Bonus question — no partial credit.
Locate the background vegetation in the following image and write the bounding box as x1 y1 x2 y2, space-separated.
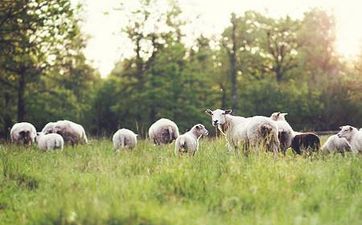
1 0 362 137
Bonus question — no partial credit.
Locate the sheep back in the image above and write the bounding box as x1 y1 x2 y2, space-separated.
148 118 179 145
291 132 320 154
112 128 137 150
10 122 37 145
321 135 351 154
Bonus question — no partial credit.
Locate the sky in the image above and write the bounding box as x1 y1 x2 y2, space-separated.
72 0 362 77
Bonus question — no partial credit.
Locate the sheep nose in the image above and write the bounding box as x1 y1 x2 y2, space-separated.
213 120 218 126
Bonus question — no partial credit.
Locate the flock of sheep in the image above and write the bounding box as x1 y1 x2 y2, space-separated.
8 108 362 155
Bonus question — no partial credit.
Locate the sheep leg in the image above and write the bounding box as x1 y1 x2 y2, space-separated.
242 141 250 157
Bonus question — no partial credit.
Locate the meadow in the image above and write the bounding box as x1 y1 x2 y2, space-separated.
0 137 361 225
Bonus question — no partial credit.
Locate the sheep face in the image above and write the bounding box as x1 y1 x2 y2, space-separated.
205 109 232 127
337 125 356 141
270 112 288 121
193 124 209 137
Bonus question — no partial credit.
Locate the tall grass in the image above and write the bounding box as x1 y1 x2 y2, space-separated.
0 138 361 225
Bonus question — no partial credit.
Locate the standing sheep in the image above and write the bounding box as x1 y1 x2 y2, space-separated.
291 132 320 154
36 132 64 151
205 109 280 155
43 120 88 145
10 122 37 145
321 134 352 154
175 124 208 156
112 128 137 151
270 112 294 154
148 118 179 145
337 125 362 153
41 122 56 133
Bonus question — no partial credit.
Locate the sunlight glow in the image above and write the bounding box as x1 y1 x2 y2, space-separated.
72 0 362 77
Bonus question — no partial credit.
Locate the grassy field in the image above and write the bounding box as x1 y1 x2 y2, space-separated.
0 138 361 225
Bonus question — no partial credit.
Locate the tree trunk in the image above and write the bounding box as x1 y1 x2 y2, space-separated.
3 92 12 139
230 14 238 112
220 83 227 109
17 69 26 121
275 65 283 82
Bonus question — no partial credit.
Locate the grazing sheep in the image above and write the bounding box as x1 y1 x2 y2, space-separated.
205 109 280 155
112 128 137 150
321 134 352 154
175 124 208 156
270 112 294 154
291 132 320 154
36 132 64 151
10 122 37 145
148 118 179 145
337 125 362 153
43 120 88 145
41 122 56 133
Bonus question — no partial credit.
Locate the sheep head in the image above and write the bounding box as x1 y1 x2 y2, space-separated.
205 109 232 127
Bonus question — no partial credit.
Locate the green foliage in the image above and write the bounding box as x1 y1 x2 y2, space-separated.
0 139 361 224
1 0 362 137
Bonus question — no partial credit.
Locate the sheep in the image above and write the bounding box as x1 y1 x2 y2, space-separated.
148 118 179 145
337 125 362 153
270 112 294 154
41 122 56 133
35 132 64 151
321 134 352 154
112 128 137 151
10 122 37 145
290 132 320 154
43 120 88 145
175 124 208 156
205 109 280 155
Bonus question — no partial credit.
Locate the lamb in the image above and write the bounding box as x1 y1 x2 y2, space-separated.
290 132 320 154
175 124 208 156
43 120 88 145
10 122 37 145
205 109 280 155
148 118 179 145
321 134 352 154
270 112 294 154
35 132 64 151
112 128 137 150
337 125 362 153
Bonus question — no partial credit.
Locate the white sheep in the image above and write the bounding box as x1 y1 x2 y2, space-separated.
270 112 294 154
10 122 37 145
41 122 56 133
206 109 280 155
175 124 208 155
148 118 179 145
44 120 88 145
36 132 64 151
337 125 362 153
321 134 352 154
112 128 137 150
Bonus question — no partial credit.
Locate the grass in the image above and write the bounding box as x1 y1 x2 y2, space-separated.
0 137 361 225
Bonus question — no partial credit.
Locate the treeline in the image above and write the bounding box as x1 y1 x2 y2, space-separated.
1 0 362 138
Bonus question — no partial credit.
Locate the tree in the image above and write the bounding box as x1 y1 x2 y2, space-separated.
0 0 99 136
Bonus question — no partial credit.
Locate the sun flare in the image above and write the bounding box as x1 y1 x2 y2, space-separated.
73 0 362 76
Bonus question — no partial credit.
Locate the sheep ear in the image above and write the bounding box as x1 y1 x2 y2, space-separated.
282 113 288 116
205 109 213 115
224 109 232 114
